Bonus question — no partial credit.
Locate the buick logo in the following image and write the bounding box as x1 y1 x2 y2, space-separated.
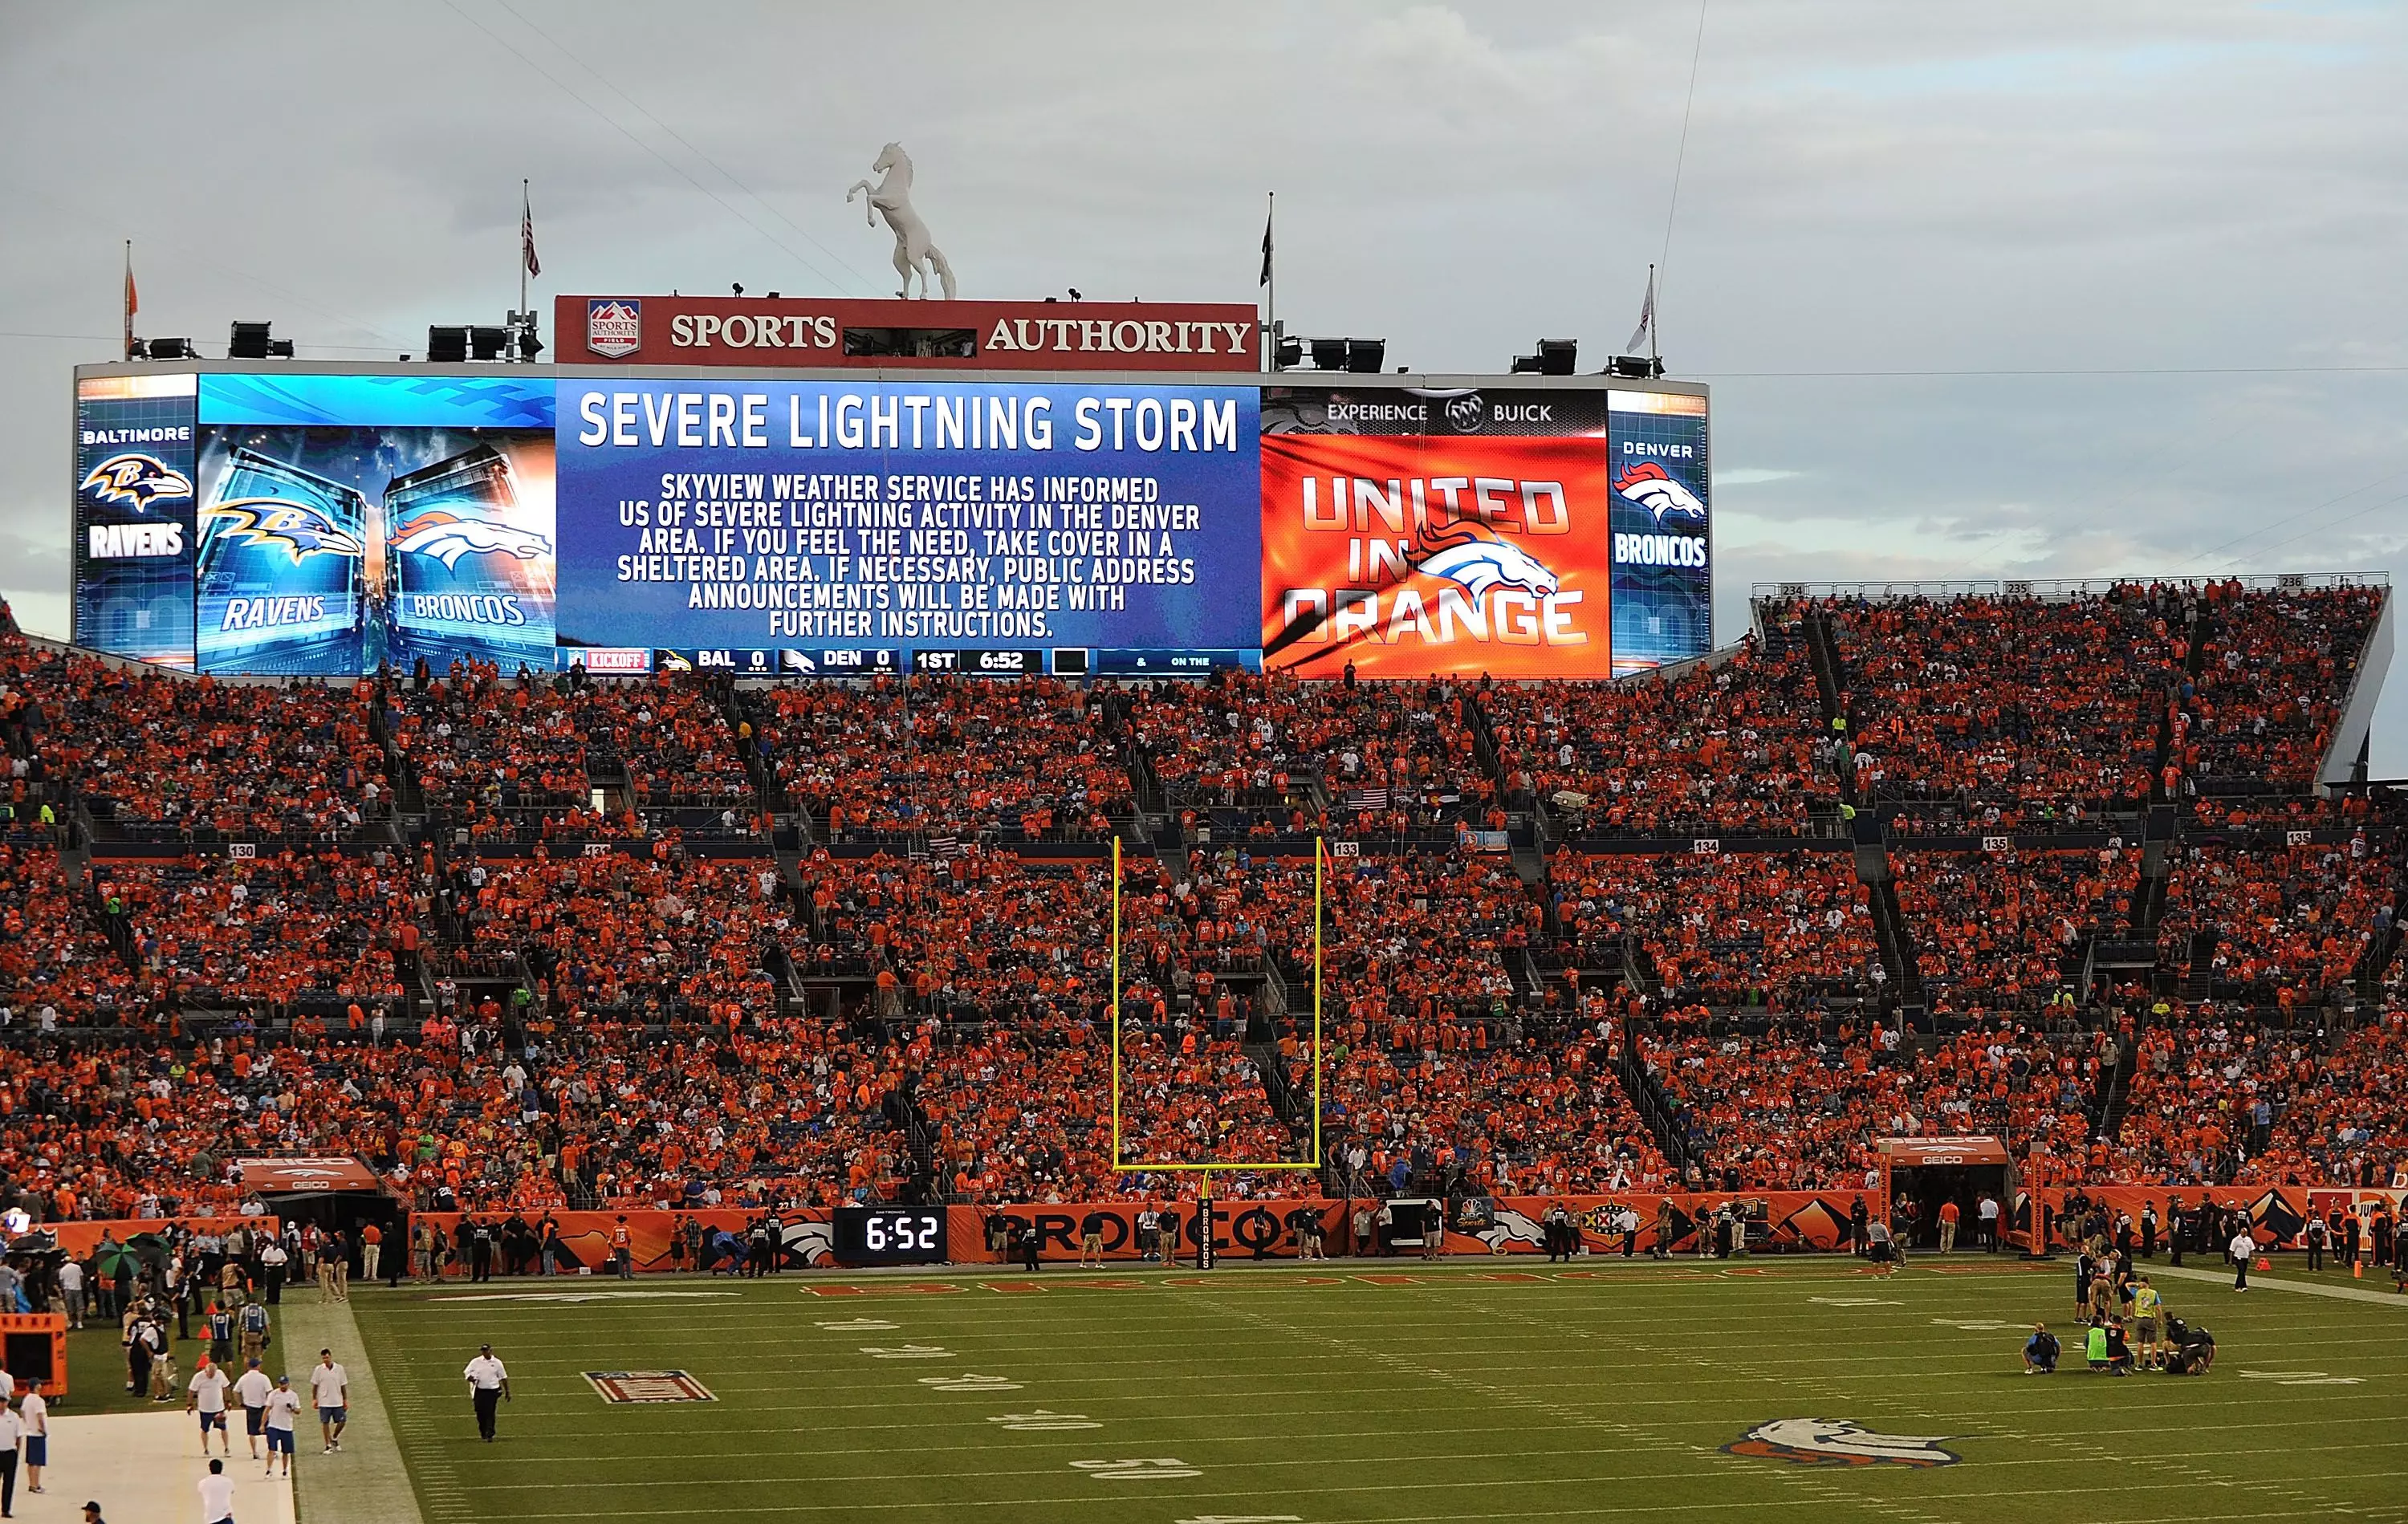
1445 393 1485 431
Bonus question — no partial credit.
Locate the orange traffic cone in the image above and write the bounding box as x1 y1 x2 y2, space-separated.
2255 1256 2271 1271
2353 1258 2363 1279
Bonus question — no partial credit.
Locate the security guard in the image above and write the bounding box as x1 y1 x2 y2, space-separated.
463 1344 510 1441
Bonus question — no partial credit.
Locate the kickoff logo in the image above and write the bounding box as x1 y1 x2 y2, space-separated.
1724 1420 1961 1468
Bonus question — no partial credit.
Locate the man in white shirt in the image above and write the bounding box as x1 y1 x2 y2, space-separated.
233 1359 274 1461
187 1358 233 1457
2230 1225 2259 1290
198 1458 235 1524
55 1259 83 1330
463 1344 510 1442
17 1380 43 1497
265 1374 303 1477
309 1349 349 1453
0 1393 21 1516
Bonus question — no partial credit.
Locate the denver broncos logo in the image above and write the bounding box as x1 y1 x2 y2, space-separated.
1725 1419 1960 1468
81 453 193 510
1617 461 1708 526
780 1219 836 1269
1416 530 1561 599
202 498 366 563
391 511 554 570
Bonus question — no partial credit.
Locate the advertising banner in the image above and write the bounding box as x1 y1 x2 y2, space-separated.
72 373 198 668
2028 1183 2405 1253
555 379 1261 666
193 374 557 675
555 295 1261 372
1259 433 1615 678
1608 390 1711 676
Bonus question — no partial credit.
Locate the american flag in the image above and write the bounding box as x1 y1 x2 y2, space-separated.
521 183 541 278
1345 788 1390 811
926 834 961 859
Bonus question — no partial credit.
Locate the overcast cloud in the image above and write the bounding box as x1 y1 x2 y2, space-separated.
3 2 2402 764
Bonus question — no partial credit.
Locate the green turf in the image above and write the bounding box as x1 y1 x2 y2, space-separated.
344 1257 2408 1522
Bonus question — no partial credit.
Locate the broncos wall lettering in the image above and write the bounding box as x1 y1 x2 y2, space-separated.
1259 433 1614 679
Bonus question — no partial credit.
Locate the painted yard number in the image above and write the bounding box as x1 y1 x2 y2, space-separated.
990 1411 1103 1431
1071 1458 1202 1481
920 1373 1023 1392
860 1344 952 1359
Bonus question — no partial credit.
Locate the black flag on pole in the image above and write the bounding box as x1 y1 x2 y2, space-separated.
1259 205 1273 287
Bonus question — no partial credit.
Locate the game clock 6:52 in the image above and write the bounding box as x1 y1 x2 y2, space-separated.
834 1205 948 1266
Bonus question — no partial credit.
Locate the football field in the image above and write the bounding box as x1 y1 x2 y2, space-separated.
348 1257 2408 1523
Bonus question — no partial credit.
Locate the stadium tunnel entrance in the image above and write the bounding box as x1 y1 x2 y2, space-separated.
1877 1137 2011 1250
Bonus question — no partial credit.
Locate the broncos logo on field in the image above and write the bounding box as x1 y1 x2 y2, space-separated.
392 511 555 570
1616 461 1708 526
202 498 366 563
1724 1419 1960 1468
1416 530 1561 599
81 453 193 510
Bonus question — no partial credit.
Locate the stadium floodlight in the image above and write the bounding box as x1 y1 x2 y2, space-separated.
1538 339 1578 376
469 326 510 361
1309 337 1348 372
1344 337 1386 372
425 326 470 363
142 337 197 361
1274 335 1303 370
1609 354 1666 378
1509 352 1544 373
226 321 291 360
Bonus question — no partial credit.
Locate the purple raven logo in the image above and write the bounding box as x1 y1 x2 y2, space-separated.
81 453 193 510
203 498 366 563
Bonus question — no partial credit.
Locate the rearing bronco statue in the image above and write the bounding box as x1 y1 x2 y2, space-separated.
846 143 958 300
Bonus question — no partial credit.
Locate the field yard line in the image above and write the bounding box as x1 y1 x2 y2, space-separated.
2148 1264 2408 1308
425 1427 2408 1472
280 1293 428 1524
484 1473 2357 1520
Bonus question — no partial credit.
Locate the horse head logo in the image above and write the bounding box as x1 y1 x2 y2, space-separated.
1725 1419 1960 1468
1616 462 1708 526
846 143 958 300
781 1219 836 1269
392 512 553 570
1476 1208 1548 1253
82 453 193 510
1418 530 1561 600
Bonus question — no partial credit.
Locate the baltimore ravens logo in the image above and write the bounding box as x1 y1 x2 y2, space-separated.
202 498 367 563
81 453 193 510
1416 530 1561 600
1616 461 1708 526
391 511 554 570
1724 1419 1960 1468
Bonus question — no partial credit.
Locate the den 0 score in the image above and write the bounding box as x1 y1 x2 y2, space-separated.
833 1205 948 1265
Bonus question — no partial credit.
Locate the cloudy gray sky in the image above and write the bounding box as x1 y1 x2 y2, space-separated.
5 2 2402 763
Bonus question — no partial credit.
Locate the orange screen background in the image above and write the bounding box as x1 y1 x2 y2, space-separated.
1259 432 1614 679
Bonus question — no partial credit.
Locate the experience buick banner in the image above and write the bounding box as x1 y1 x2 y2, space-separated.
1608 391 1711 675
192 374 558 675
555 380 1261 664
1259 432 1615 679
72 373 199 668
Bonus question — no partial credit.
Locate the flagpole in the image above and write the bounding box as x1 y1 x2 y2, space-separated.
1648 262 1658 370
122 241 133 360
1263 191 1275 371
519 180 531 320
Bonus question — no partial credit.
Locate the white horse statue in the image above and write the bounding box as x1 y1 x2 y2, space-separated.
846 144 958 300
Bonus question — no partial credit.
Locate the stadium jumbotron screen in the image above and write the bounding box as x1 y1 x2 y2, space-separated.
71 364 1710 681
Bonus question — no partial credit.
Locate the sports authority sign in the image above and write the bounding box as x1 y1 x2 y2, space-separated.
556 295 1259 372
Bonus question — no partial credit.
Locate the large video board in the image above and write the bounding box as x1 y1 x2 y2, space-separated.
68 368 1707 679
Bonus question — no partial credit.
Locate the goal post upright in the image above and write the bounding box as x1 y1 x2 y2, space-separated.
1110 834 1121 1170
1313 834 1324 1171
